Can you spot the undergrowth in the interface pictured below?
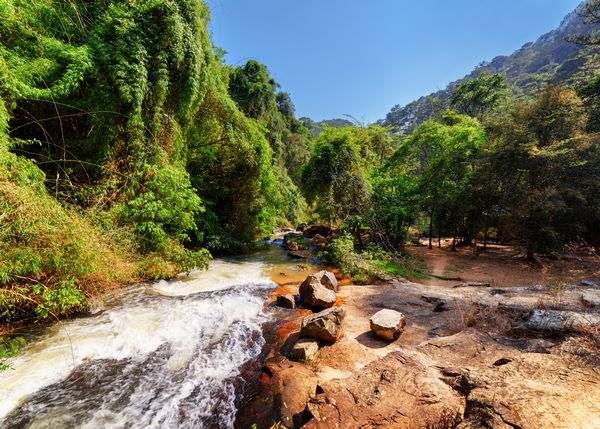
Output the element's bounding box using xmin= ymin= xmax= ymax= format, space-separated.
xmin=322 ymin=233 xmax=428 ymax=284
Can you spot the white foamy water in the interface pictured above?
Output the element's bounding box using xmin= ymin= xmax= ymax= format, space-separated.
xmin=0 ymin=258 xmax=276 ymax=429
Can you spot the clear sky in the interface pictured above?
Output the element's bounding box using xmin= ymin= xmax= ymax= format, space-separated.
xmin=206 ymin=0 xmax=583 ymax=123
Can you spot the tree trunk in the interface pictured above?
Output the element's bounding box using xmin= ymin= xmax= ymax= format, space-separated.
xmin=428 ymin=208 xmax=433 ymax=249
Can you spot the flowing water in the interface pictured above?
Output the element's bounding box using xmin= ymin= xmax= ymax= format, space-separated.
xmin=0 ymin=243 xmax=317 ymax=429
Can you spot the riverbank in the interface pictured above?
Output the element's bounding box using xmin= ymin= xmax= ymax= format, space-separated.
xmin=253 ymin=243 xmax=600 ymax=428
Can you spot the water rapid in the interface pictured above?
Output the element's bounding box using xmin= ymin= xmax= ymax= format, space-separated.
xmin=0 ymin=251 xmax=293 ymax=429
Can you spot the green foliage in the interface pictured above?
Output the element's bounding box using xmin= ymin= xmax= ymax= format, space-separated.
xmin=123 ymin=165 xmax=203 ymax=251
xmin=323 ymin=233 xmax=426 ymax=284
xmin=302 ymin=127 xmax=372 ymax=224
xmin=451 ymin=72 xmax=508 ymax=119
xmin=0 ymin=337 xmax=25 ymax=371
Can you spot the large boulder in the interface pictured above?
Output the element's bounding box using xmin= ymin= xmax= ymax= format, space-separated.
xmin=313 ymin=270 xmax=338 ymax=292
xmin=370 ymin=309 xmax=406 ymax=341
xmin=300 ymin=307 xmax=346 ymax=343
xmin=299 ymin=275 xmax=336 ymax=309
xmin=302 ymin=350 xmax=464 ymax=428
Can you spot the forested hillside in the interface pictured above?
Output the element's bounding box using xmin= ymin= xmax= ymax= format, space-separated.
xmin=384 ymin=2 xmax=600 ymax=132
xmin=0 ymin=0 xmax=309 ymax=323
xmin=1 ymin=0 xmax=600 ymax=326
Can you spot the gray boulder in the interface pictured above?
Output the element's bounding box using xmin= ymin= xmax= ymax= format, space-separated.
xmin=299 ymin=275 xmax=336 ymax=309
xmin=300 ymin=307 xmax=346 ymax=343
xmin=370 ymin=309 xmax=406 ymax=341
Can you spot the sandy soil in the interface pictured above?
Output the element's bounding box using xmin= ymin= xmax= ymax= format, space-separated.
xmin=409 ymin=241 xmax=600 ymax=288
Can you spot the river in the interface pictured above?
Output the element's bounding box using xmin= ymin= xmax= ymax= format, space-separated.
xmin=0 ymin=241 xmax=320 ymax=429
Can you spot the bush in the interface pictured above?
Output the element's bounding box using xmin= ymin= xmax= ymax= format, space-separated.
xmin=323 ymin=233 xmax=427 ymax=283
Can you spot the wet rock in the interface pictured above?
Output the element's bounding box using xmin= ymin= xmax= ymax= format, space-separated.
xmin=526 ymin=309 xmax=600 ymax=333
xmin=286 ymin=241 xmax=300 ymax=251
xmin=300 ymin=307 xmax=346 ymax=343
xmin=290 ymin=339 xmax=319 ymax=361
xmin=302 ymin=350 xmax=464 ymax=428
xmin=288 ymin=250 xmax=310 ymax=260
xmin=299 ymin=275 xmax=336 ymax=309
xmin=304 ymin=225 xmax=331 ymax=238
xmin=276 ymin=294 xmax=296 ymax=309
xmin=370 ymin=309 xmax=406 ymax=341
xmin=297 ymin=223 xmax=310 ymax=233
xmin=313 ymin=270 xmax=338 ymax=292
xmin=310 ymin=234 xmax=328 ymax=249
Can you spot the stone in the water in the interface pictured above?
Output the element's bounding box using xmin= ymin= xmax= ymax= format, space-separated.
xmin=300 ymin=307 xmax=346 ymax=343
xmin=291 ymin=339 xmax=319 ymax=361
xmin=370 ymin=309 xmax=406 ymax=341
xmin=581 ymin=280 xmax=597 ymax=287
xmin=276 ymin=294 xmax=296 ymax=309
xmin=311 ymin=234 xmax=328 ymax=249
xmin=314 ymin=270 xmax=338 ymax=292
xmin=299 ymin=275 xmax=336 ymax=309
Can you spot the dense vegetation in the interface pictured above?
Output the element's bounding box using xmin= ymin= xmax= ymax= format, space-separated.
xmin=0 ymin=0 xmax=599 ymax=324
xmin=0 ymin=0 xmax=309 ymax=324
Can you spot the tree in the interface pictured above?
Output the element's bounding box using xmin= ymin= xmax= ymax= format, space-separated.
xmin=486 ymin=86 xmax=590 ymax=256
xmin=451 ymin=73 xmax=508 ymax=120
xmin=302 ymin=127 xmax=371 ymax=226
xmin=578 ymin=73 xmax=600 ymax=132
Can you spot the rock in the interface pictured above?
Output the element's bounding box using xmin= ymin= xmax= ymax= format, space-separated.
xmin=286 ymin=241 xmax=300 ymax=251
xmin=290 ymin=339 xmax=319 ymax=361
xmin=581 ymin=279 xmax=597 ymax=287
xmin=453 ymin=281 xmax=491 ymax=288
xmin=526 ymin=309 xmax=600 ymax=333
xmin=287 ymin=250 xmax=310 ymax=260
xmin=369 ymin=309 xmax=406 ymax=341
xmin=299 ymin=275 xmax=337 ymax=309
xmin=296 ymin=223 xmax=310 ymax=232
xmin=300 ymin=307 xmax=346 ymax=343
xmin=302 ymin=350 xmax=464 ymax=428
xmin=284 ymin=231 xmax=303 ymax=242
xmin=304 ymin=225 xmax=332 ymax=238
xmin=418 ymin=331 xmax=600 ymax=429
xmin=313 ymin=270 xmax=338 ymax=292
xmin=310 ymin=234 xmax=328 ymax=248
xmin=269 ymin=361 xmax=319 ymax=428
xmin=582 ymin=290 xmax=600 ymax=307
xmin=276 ymin=294 xmax=296 ymax=309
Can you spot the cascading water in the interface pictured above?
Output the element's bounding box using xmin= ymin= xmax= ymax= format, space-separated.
xmin=0 ymin=255 xmax=286 ymax=429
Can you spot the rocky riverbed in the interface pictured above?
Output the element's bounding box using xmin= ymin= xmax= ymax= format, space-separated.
xmin=250 ymin=252 xmax=600 ymax=428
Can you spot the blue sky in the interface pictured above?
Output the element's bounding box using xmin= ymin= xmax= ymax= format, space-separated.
xmin=206 ymin=0 xmax=583 ymax=123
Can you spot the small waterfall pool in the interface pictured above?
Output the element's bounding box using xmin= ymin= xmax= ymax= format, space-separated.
xmin=0 ymin=243 xmax=319 ymax=428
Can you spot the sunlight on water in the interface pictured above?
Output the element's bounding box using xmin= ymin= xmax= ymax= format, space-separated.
xmin=0 ymin=257 xmax=278 ymax=429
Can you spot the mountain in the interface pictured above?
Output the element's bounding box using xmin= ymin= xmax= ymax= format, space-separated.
xmin=299 ymin=117 xmax=355 ymax=135
xmin=382 ymin=3 xmax=600 ymax=132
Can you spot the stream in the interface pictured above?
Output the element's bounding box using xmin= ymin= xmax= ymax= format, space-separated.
xmin=0 ymin=241 xmax=317 ymax=429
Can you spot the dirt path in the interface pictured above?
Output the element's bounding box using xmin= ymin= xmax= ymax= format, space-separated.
xmin=410 ymin=242 xmax=600 ymax=289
